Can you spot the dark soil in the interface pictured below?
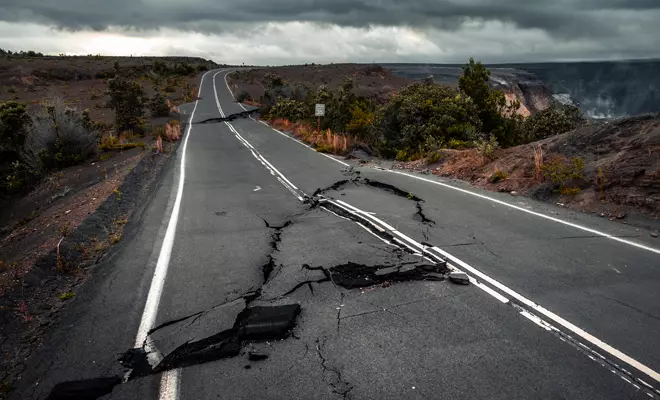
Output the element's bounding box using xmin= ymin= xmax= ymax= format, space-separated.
xmin=0 ymin=142 xmax=180 ymax=398
xmin=0 ymin=55 xmax=214 ymax=123
xmin=227 ymin=64 xmax=414 ymax=104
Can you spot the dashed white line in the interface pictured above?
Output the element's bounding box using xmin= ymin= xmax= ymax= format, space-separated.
xmin=223 ymin=70 xmax=351 ymax=167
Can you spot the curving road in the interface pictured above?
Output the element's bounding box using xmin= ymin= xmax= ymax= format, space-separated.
xmin=16 ymin=69 xmax=660 ymax=400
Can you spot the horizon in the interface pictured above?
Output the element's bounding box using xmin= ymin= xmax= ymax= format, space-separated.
xmin=3 ymin=49 xmax=660 ymax=68
xmin=1 ymin=0 xmax=659 ymax=66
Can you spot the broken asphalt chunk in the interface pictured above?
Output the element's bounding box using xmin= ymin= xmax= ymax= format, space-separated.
xmin=448 ymin=271 xmax=470 ymax=285
xmin=45 ymin=377 xmax=121 ymax=400
xmin=248 ymin=351 xmax=269 ymax=361
xmin=154 ymin=329 xmax=241 ymax=372
xmin=236 ymin=304 xmax=301 ymax=341
xmin=118 ymin=348 xmax=153 ymax=379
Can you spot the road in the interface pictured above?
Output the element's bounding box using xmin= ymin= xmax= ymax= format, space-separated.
xmin=14 ymin=69 xmax=660 ymax=400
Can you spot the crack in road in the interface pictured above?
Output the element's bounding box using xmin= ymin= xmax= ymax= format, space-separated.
xmin=316 ymin=337 xmax=354 ymax=400
xmin=197 ymin=109 xmax=259 ymax=124
xmin=315 ymin=178 xmax=437 ymax=226
xmin=45 ymin=175 xmax=454 ymax=399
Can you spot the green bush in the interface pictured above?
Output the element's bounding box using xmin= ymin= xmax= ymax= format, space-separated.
xmin=149 ymin=92 xmax=170 ymax=117
xmin=268 ymin=99 xmax=308 ymax=122
xmin=23 ymin=98 xmax=99 ymax=171
xmin=424 ymin=151 xmax=444 ymax=164
xmin=0 ymin=101 xmax=31 ymax=155
xmin=521 ymin=104 xmax=584 ymax=141
xmin=235 ymin=90 xmax=252 ymax=103
xmin=475 ymin=135 xmax=500 ymax=158
xmin=107 ymin=75 xmax=146 ymax=133
xmin=541 ymin=156 xmax=584 ymax=188
xmin=346 ymin=100 xmax=375 ymax=142
xmin=489 ymin=170 xmax=508 ymax=183
xmin=373 ymin=82 xmax=481 ymax=157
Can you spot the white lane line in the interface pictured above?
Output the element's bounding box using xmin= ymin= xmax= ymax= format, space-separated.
xmin=388 ymin=170 xmax=660 ymax=256
xmin=144 ymin=69 xmax=226 ymax=400
xmin=223 ymin=70 xmax=351 ymax=168
xmin=135 ymin=69 xmax=214 ymax=349
xmin=213 ymin=69 xmax=660 ymax=395
xmin=158 ymin=370 xmax=180 ymax=400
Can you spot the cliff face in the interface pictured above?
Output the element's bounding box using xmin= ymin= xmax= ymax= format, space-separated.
xmin=385 ymin=60 xmax=660 ymax=119
xmin=500 ymin=61 xmax=660 ymax=119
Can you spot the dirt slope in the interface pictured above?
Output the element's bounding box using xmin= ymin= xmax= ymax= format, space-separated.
xmin=395 ymin=114 xmax=660 ymax=226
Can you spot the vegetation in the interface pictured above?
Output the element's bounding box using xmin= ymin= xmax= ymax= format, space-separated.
xmin=541 ymin=155 xmax=585 ymax=190
xmin=260 ymin=58 xmax=584 ymax=160
xmin=0 ymin=97 xmax=102 ymax=195
xmin=150 ymin=92 xmax=170 ymax=117
xmin=521 ymin=103 xmax=584 ymax=141
xmin=489 ymin=170 xmax=508 ymax=183
xmin=107 ymin=71 xmax=146 ymax=134
xmin=0 ymin=48 xmax=45 ymax=57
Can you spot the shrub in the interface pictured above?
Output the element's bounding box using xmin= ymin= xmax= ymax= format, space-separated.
xmin=23 ymin=97 xmax=99 ymax=171
xmin=541 ymin=156 xmax=584 ymax=188
xmin=475 ymin=135 xmax=500 ymax=159
xmin=346 ymin=100 xmax=375 ymax=143
xmin=268 ymin=99 xmax=308 ymax=122
xmin=107 ymin=75 xmax=146 ymax=133
xmin=149 ymin=92 xmax=170 ymax=117
xmin=0 ymin=101 xmax=31 ymax=156
xmin=521 ymin=104 xmax=584 ymax=141
xmin=236 ymin=90 xmax=251 ymax=103
xmin=7 ymin=86 xmax=16 ymax=94
xmin=373 ymin=82 xmax=482 ymax=158
xmin=489 ymin=170 xmax=508 ymax=183
xmin=424 ymin=151 xmax=443 ymax=164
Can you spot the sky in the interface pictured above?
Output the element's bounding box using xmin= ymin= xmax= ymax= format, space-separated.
xmin=0 ymin=0 xmax=659 ymax=65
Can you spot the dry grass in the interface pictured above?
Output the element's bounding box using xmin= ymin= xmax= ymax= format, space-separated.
xmin=164 ymin=120 xmax=181 ymax=141
xmin=533 ymin=144 xmax=544 ymax=181
xmin=269 ymin=118 xmax=353 ymax=155
xmin=154 ymin=136 xmax=164 ymax=153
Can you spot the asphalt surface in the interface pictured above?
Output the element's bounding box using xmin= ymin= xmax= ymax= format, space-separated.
xmin=13 ymin=69 xmax=660 ymax=400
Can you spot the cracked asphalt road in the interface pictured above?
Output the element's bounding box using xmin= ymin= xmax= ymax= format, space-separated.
xmin=13 ymin=70 xmax=660 ymax=400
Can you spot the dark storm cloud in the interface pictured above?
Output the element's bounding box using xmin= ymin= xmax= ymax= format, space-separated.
xmin=1 ymin=0 xmax=659 ymax=39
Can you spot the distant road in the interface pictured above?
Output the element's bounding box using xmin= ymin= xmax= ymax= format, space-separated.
xmin=15 ymin=69 xmax=660 ymax=400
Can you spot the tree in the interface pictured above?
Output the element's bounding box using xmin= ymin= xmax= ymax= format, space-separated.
xmin=458 ymin=58 xmax=522 ymax=147
xmin=0 ymin=101 xmax=31 ymax=156
xmin=107 ymin=75 xmax=146 ymax=133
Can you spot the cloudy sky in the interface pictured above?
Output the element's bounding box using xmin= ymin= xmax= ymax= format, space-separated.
xmin=0 ymin=0 xmax=659 ymax=65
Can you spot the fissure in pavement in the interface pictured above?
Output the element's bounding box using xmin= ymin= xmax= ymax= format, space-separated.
xmin=315 ymin=178 xmax=437 ymax=226
xmin=197 ymin=109 xmax=259 ymax=124
xmin=44 ymin=179 xmax=454 ymax=399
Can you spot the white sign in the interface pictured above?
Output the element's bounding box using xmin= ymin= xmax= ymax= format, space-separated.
xmin=315 ymin=104 xmax=326 ymax=117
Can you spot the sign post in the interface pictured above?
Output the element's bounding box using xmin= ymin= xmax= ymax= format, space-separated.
xmin=315 ymin=104 xmax=325 ymax=132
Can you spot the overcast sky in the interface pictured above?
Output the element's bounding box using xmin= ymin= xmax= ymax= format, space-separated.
xmin=1 ymin=0 xmax=659 ymax=64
